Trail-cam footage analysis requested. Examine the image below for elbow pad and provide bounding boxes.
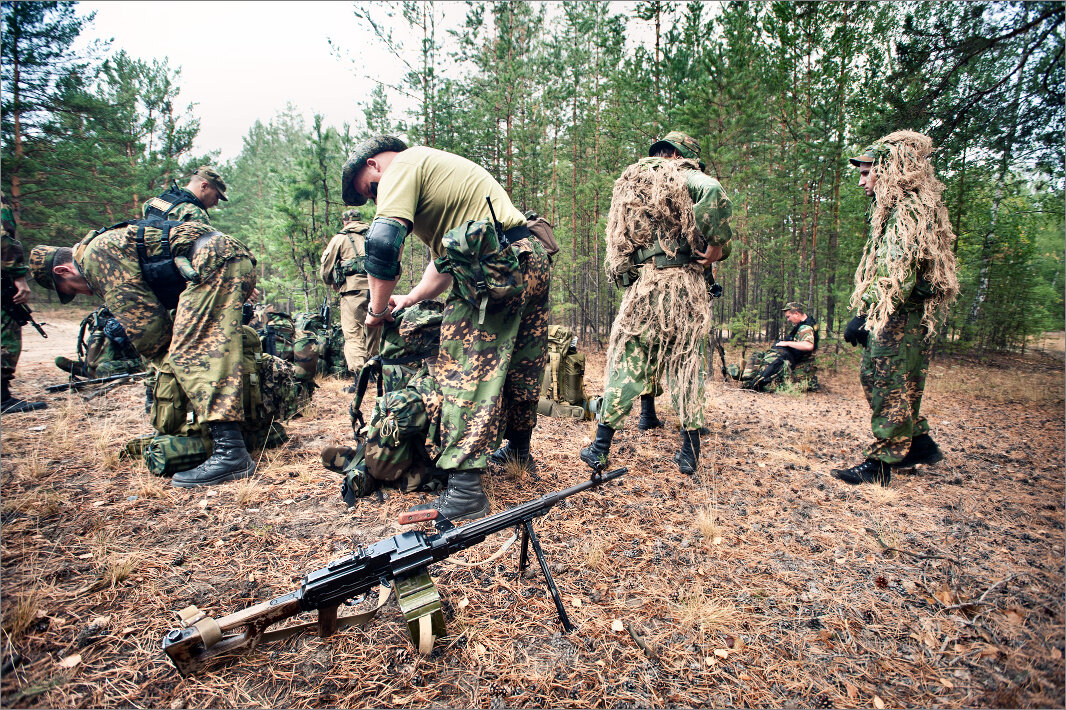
[364,217,408,280]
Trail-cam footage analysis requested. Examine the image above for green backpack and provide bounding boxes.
[538,324,589,418]
[434,219,524,324]
[334,302,446,504]
[259,311,296,361]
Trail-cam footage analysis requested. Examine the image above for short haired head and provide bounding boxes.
[29,245,77,303]
[192,166,228,201]
[341,135,409,206]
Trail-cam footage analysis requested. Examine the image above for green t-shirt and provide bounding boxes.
[373,146,527,259]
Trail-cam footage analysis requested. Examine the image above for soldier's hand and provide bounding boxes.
[247,288,261,304]
[843,315,868,348]
[388,293,418,311]
[693,245,723,267]
[11,277,30,305]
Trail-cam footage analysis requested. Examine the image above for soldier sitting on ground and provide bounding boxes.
[734,302,820,392]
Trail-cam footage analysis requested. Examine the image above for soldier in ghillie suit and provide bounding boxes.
[320,208,380,378]
[580,131,733,476]
[30,220,260,488]
[1,191,47,414]
[737,302,819,392]
[341,135,550,521]
[832,130,959,487]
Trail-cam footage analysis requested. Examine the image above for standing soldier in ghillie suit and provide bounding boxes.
[832,130,959,487]
[581,131,733,475]
[1,191,47,414]
[142,166,227,223]
[30,220,260,487]
[341,135,550,522]
[320,208,380,379]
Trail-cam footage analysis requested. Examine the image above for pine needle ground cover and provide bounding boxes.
[1,314,1063,709]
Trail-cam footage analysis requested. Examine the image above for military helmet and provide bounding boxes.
[29,245,76,304]
[192,166,228,201]
[649,131,701,161]
[341,135,409,206]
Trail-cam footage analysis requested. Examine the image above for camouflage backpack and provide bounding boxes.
[128,326,310,476]
[537,324,589,419]
[434,219,524,324]
[57,307,143,378]
[332,302,445,504]
[259,310,296,361]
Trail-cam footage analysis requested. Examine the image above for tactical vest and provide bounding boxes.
[142,186,208,221]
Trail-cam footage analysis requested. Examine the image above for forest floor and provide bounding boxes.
[2,311,1063,709]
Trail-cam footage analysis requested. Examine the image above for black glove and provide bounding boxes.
[843,315,869,348]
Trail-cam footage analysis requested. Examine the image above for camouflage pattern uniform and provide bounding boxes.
[320,210,381,373]
[599,143,733,431]
[858,210,936,464]
[31,223,257,423]
[1,191,28,394]
[141,189,210,223]
[740,313,817,389]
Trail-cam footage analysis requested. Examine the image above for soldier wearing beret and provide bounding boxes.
[341,135,550,522]
[581,131,732,477]
[29,218,259,488]
[320,208,380,378]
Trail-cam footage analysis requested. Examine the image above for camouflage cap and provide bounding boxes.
[340,208,361,223]
[848,147,877,167]
[649,131,701,161]
[341,135,409,206]
[28,245,76,304]
[782,301,806,313]
[193,166,228,201]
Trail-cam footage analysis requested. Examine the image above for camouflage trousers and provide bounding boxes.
[339,289,381,373]
[81,230,257,423]
[600,335,707,430]
[860,305,931,463]
[435,238,550,472]
[1,310,21,389]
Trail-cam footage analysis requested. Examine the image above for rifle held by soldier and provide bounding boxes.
[162,467,627,675]
[1,276,47,338]
[45,370,147,393]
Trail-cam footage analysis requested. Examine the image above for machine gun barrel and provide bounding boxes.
[45,370,146,393]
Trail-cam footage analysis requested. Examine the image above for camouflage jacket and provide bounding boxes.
[1,192,28,279]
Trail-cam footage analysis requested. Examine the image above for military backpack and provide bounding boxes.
[537,324,590,419]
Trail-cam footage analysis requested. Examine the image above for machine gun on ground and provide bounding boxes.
[1,276,47,338]
[45,370,147,393]
[162,467,627,675]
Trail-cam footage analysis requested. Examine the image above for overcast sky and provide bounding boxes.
[75,1,410,161]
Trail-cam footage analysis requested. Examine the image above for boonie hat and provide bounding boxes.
[28,245,76,304]
[193,166,228,201]
[341,135,409,206]
[649,131,701,161]
[340,208,361,223]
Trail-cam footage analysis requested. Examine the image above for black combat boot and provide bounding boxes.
[55,356,90,378]
[488,427,537,473]
[171,422,256,487]
[897,434,943,467]
[409,470,490,522]
[0,381,47,414]
[637,394,664,430]
[831,458,892,487]
[580,424,615,472]
[673,429,701,475]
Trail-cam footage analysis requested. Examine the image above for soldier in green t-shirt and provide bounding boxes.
[340,135,551,522]
[738,302,818,392]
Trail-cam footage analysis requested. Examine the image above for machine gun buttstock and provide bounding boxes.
[162,594,302,676]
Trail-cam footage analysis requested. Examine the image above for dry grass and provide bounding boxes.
[0,322,1063,709]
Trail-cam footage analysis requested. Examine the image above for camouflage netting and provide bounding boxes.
[850,130,960,337]
[603,158,712,426]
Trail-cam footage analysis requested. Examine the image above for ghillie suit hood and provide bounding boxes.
[850,130,960,337]
[603,157,712,426]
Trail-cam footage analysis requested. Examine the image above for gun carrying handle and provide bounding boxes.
[398,509,438,525]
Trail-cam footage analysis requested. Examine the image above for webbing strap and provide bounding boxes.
[260,583,392,643]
